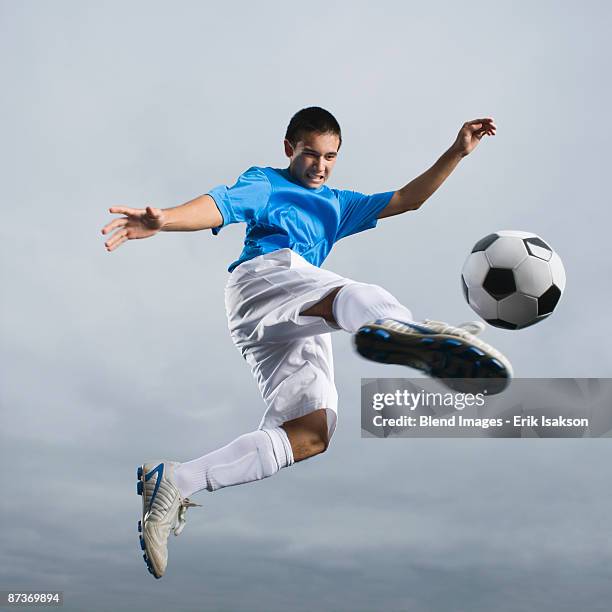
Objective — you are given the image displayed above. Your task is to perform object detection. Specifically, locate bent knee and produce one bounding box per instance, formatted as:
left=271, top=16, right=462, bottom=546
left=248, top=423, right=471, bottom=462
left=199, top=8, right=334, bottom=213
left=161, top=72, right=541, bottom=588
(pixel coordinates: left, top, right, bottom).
left=291, top=427, right=329, bottom=461
left=305, top=431, right=329, bottom=457
left=282, top=409, right=330, bottom=462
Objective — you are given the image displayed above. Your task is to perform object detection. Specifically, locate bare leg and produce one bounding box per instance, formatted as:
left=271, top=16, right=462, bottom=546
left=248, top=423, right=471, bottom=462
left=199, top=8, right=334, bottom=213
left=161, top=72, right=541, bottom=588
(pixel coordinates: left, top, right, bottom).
left=300, top=286, right=343, bottom=325
left=281, top=408, right=329, bottom=461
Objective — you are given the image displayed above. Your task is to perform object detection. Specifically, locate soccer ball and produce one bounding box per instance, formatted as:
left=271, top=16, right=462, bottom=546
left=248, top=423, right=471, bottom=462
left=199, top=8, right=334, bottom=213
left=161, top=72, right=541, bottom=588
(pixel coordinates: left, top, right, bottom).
left=461, top=230, right=566, bottom=330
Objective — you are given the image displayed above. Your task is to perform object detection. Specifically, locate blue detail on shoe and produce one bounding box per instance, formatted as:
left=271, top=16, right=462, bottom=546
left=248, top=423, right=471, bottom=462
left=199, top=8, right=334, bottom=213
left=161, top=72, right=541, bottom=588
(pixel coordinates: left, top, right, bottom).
left=145, top=463, right=164, bottom=512
left=442, top=339, right=463, bottom=347
left=490, top=358, right=505, bottom=371
left=137, top=481, right=143, bottom=496
left=140, top=536, right=145, bottom=550
left=420, top=338, right=435, bottom=344
left=142, top=551, right=159, bottom=578
left=360, top=327, right=372, bottom=334
left=466, top=347, right=485, bottom=357
left=138, top=520, right=142, bottom=533
left=374, top=329, right=391, bottom=339
left=137, top=466, right=143, bottom=480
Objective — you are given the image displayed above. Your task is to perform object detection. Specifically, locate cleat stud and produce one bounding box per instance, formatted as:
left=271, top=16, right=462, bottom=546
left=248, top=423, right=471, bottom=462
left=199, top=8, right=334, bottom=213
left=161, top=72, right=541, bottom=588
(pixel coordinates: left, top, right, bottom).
left=420, top=338, right=435, bottom=344
left=442, top=339, right=463, bottom=347
left=360, top=327, right=372, bottom=334
left=138, top=520, right=142, bottom=532
left=137, top=466, right=143, bottom=480
left=140, top=536, right=145, bottom=550
left=137, top=481, right=143, bottom=496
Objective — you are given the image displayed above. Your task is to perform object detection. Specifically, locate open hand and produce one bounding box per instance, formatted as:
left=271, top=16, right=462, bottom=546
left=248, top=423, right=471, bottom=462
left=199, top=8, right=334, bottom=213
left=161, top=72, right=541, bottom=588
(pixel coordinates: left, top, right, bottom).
left=101, top=206, right=165, bottom=252
left=451, top=117, right=497, bottom=157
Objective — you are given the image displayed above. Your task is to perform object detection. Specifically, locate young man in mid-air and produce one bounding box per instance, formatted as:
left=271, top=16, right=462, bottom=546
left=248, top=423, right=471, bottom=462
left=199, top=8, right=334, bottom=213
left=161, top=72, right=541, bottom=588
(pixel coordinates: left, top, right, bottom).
left=101, top=107, right=512, bottom=579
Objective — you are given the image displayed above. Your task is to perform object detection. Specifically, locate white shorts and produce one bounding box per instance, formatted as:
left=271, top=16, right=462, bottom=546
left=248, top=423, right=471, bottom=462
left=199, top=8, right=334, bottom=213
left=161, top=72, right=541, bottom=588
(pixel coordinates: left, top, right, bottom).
left=224, top=248, right=357, bottom=439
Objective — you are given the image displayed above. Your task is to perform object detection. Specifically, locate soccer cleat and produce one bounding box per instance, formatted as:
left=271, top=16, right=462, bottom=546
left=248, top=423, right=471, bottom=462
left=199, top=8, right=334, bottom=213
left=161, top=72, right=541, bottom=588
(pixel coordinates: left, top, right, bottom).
left=137, top=461, right=201, bottom=579
left=355, top=318, right=513, bottom=394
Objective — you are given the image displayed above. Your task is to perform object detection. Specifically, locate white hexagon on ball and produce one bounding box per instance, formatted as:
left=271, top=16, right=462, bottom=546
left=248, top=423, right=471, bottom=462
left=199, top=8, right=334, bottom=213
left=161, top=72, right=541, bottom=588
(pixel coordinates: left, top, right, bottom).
left=514, top=256, right=552, bottom=298
left=496, top=229, right=536, bottom=239
left=467, top=286, right=499, bottom=320
left=548, top=252, right=566, bottom=292
left=462, top=251, right=490, bottom=288
left=484, top=236, right=529, bottom=269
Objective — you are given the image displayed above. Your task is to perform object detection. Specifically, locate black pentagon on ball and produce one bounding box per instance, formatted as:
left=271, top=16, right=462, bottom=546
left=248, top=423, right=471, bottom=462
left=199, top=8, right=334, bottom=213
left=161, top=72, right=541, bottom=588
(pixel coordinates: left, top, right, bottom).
left=461, top=276, right=469, bottom=301
left=483, top=268, right=516, bottom=299
left=486, top=318, right=519, bottom=330
left=471, top=233, right=499, bottom=253
left=537, top=284, right=561, bottom=315
left=524, top=237, right=553, bottom=261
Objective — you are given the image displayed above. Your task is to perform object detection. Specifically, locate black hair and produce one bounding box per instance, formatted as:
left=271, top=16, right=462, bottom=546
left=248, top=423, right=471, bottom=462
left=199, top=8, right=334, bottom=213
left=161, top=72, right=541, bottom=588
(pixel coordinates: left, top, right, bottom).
left=285, top=106, right=342, bottom=149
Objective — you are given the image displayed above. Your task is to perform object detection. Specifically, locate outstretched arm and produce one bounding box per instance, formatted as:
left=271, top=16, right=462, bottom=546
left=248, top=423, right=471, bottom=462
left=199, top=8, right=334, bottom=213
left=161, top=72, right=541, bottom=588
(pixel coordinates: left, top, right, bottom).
left=101, top=194, right=222, bottom=252
left=378, top=118, right=497, bottom=219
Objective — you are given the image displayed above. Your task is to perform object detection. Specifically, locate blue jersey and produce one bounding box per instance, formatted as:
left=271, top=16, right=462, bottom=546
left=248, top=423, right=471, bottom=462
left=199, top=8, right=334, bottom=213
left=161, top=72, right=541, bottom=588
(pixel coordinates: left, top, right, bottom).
left=208, top=166, right=394, bottom=272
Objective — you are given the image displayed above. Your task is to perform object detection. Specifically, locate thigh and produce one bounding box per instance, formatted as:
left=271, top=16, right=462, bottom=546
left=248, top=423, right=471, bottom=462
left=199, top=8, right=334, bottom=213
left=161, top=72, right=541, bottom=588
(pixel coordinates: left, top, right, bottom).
left=225, top=249, right=357, bottom=347
left=245, top=332, right=339, bottom=440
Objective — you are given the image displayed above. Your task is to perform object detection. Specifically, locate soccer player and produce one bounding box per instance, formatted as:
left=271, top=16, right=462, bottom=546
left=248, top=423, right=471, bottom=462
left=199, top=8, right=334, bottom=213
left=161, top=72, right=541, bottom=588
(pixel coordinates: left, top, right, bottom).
left=101, top=107, right=512, bottom=578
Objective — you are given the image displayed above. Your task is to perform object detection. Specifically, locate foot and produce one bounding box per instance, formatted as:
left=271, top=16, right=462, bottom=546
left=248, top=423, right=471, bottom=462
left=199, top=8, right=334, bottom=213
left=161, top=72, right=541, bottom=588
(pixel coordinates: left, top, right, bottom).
left=355, top=319, right=513, bottom=394
left=136, top=461, right=201, bottom=579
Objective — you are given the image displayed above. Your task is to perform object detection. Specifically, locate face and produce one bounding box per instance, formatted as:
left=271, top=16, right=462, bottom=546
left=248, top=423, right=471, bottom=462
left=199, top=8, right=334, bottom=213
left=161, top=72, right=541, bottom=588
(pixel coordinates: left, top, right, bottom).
left=284, top=131, right=340, bottom=189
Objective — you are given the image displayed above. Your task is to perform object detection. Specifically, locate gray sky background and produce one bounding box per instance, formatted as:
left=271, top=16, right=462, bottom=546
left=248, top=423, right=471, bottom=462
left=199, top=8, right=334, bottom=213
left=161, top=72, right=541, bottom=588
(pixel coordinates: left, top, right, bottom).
left=2, top=1, right=612, bottom=610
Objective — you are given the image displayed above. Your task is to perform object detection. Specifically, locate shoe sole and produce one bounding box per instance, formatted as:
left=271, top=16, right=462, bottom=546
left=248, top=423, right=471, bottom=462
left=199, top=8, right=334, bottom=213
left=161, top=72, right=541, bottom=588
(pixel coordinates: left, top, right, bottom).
left=137, top=465, right=162, bottom=579
left=355, top=324, right=510, bottom=395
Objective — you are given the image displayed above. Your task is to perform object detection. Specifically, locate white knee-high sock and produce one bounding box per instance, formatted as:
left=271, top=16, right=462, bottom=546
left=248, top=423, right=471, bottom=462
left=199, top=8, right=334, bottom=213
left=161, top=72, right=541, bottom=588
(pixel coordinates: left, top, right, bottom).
left=173, top=427, right=294, bottom=497
left=333, top=283, right=414, bottom=333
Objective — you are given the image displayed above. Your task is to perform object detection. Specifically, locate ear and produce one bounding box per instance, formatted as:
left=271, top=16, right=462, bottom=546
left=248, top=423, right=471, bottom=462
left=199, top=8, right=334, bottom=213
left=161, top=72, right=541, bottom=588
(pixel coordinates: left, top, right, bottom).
left=283, top=139, right=294, bottom=158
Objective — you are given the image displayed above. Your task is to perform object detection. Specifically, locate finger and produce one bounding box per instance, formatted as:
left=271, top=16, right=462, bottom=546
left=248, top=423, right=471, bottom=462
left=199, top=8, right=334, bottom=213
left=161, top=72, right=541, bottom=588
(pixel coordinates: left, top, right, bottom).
left=467, top=117, right=494, bottom=126
left=104, top=229, right=128, bottom=249
left=106, top=237, right=127, bottom=252
left=101, top=218, right=128, bottom=235
left=109, top=206, right=143, bottom=216
left=474, top=123, right=496, bottom=136
left=146, top=206, right=161, bottom=218
left=106, top=234, right=129, bottom=252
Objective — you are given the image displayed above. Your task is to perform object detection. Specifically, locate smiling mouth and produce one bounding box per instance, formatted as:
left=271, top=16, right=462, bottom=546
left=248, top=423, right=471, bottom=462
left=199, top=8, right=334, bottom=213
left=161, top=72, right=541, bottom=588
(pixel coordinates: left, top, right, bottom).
left=307, top=173, right=324, bottom=181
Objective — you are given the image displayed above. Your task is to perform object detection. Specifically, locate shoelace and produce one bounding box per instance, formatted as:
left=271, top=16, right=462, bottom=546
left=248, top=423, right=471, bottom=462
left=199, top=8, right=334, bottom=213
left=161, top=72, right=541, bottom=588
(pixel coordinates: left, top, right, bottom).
left=173, top=498, right=202, bottom=537
left=422, top=319, right=485, bottom=337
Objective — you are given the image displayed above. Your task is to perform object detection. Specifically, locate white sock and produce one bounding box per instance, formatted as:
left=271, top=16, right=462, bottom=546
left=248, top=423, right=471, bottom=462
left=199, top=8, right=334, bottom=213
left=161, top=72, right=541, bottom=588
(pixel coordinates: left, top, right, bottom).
left=333, top=282, right=414, bottom=333
left=174, top=427, right=294, bottom=497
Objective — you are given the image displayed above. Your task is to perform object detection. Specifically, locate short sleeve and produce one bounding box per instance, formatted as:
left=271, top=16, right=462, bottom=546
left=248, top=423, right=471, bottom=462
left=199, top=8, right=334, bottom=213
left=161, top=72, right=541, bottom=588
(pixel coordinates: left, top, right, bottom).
left=207, top=167, right=272, bottom=235
left=333, top=189, right=395, bottom=241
